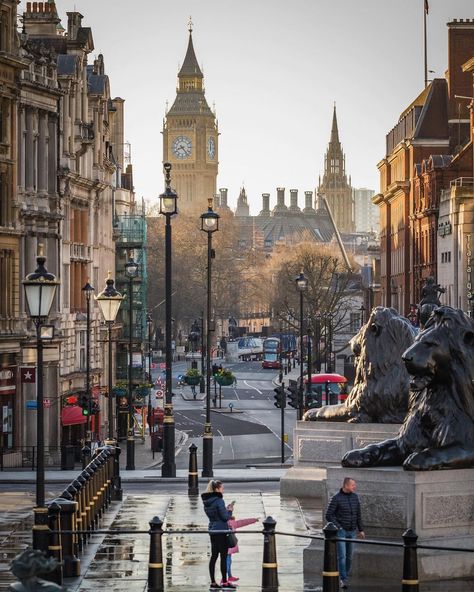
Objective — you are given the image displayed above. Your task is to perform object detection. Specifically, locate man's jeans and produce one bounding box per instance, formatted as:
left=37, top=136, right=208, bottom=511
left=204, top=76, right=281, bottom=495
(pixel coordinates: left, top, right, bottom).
left=337, top=528, right=356, bottom=581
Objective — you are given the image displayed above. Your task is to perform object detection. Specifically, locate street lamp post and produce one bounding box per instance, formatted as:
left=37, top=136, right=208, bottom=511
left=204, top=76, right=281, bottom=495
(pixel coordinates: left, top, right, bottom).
left=95, top=273, right=124, bottom=440
left=124, top=254, right=139, bottom=471
left=327, top=313, right=334, bottom=373
left=295, top=271, right=308, bottom=421
left=360, top=304, right=366, bottom=327
left=200, top=314, right=205, bottom=393
left=147, top=314, right=153, bottom=420
left=201, top=197, right=220, bottom=477
left=160, top=163, right=178, bottom=478
left=315, top=313, right=321, bottom=372
left=82, top=281, right=94, bottom=447
left=23, top=245, right=59, bottom=551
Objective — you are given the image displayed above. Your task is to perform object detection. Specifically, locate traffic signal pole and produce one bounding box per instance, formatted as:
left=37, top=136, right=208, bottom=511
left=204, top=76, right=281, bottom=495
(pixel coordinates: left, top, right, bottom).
left=281, top=385, right=285, bottom=464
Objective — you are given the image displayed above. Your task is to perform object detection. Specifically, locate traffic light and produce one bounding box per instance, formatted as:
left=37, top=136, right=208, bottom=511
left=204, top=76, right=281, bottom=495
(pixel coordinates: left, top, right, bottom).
left=273, top=385, right=286, bottom=409
left=78, top=392, right=91, bottom=416
left=287, top=381, right=299, bottom=409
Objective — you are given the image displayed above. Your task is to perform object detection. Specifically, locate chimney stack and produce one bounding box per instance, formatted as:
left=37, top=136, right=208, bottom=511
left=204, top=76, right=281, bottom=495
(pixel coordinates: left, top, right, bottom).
left=67, top=11, right=84, bottom=41
left=272, top=187, right=288, bottom=215
left=259, top=193, right=270, bottom=217
left=214, top=193, right=221, bottom=209
left=303, top=191, right=316, bottom=215
left=289, top=189, right=301, bottom=214
left=219, top=188, right=229, bottom=209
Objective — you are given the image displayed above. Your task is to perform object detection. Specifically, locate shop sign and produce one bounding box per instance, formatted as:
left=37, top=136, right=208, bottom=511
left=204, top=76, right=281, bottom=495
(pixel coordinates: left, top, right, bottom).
left=0, top=366, right=16, bottom=395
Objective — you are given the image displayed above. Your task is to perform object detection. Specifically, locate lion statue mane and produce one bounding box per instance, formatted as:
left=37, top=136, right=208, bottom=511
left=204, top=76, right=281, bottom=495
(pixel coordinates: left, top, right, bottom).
left=303, top=307, right=416, bottom=423
left=342, top=306, right=474, bottom=471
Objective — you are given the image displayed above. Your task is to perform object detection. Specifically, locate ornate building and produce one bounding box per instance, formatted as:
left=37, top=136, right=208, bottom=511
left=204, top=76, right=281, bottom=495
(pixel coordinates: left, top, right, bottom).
left=0, top=0, right=28, bottom=452
left=162, top=23, right=218, bottom=213
left=317, top=105, right=354, bottom=233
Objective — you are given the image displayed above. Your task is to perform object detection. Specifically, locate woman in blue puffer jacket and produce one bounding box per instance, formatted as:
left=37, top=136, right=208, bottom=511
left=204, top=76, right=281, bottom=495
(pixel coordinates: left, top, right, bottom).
left=201, top=480, right=236, bottom=589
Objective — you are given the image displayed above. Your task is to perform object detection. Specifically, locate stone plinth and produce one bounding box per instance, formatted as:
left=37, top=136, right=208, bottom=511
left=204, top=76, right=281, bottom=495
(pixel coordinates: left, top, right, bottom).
left=294, top=421, right=400, bottom=467
left=304, top=465, right=474, bottom=581
left=280, top=421, right=400, bottom=498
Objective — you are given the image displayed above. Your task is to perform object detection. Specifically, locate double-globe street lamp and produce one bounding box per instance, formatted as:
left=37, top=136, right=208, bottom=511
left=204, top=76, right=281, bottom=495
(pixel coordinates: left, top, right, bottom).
left=160, top=163, right=178, bottom=478
left=23, top=245, right=59, bottom=551
left=146, top=313, right=153, bottom=420
left=95, top=273, right=124, bottom=441
left=295, top=271, right=308, bottom=421
left=124, top=254, right=139, bottom=471
left=201, top=197, right=220, bottom=477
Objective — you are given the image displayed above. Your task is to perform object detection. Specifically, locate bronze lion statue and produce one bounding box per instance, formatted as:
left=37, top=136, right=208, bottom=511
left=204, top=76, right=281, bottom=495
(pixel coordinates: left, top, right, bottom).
left=303, top=307, right=416, bottom=423
left=342, top=306, right=474, bottom=471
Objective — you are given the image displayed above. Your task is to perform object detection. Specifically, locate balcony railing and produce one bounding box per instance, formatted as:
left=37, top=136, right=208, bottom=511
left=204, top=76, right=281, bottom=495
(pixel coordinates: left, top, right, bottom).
left=450, top=177, right=474, bottom=188
left=70, top=243, right=91, bottom=261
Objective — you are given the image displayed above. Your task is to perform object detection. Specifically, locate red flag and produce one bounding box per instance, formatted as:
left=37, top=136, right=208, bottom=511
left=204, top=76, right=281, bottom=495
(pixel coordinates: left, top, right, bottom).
left=21, top=367, right=36, bottom=383
left=424, top=0, right=429, bottom=14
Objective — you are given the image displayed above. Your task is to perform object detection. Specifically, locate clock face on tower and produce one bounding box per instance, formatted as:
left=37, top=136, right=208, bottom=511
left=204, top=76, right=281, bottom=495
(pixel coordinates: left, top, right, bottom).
left=172, top=135, right=192, bottom=159
left=207, top=136, right=215, bottom=159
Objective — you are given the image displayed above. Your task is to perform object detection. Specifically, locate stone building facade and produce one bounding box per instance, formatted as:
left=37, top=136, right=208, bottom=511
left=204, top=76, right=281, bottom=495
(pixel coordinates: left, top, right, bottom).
left=374, top=20, right=474, bottom=314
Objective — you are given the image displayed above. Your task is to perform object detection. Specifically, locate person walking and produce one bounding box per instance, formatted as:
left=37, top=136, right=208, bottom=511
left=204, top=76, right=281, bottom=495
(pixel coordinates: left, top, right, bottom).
left=325, top=477, right=365, bottom=589
left=201, top=480, right=236, bottom=590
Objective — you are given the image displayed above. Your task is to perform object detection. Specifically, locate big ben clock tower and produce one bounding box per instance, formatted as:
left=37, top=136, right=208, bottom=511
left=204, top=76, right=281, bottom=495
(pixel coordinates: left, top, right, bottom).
left=163, top=21, right=218, bottom=213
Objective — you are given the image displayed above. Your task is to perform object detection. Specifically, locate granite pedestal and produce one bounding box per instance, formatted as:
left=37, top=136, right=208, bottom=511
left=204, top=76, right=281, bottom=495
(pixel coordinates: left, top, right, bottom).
left=280, top=421, right=400, bottom=498
left=304, top=465, right=474, bottom=582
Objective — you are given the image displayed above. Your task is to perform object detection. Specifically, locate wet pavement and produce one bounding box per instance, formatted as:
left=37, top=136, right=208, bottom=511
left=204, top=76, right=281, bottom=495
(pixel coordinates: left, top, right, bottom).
left=67, top=491, right=315, bottom=592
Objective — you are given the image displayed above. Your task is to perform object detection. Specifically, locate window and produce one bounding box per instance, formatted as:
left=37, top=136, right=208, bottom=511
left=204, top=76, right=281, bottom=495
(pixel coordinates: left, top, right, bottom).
left=63, top=264, right=70, bottom=308
left=350, top=312, right=361, bottom=332
left=77, top=331, right=86, bottom=370
left=0, top=249, right=13, bottom=318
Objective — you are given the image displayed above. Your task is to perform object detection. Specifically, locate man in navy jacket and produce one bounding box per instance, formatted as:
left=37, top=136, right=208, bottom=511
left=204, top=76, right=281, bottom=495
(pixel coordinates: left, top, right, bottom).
left=325, top=477, right=365, bottom=589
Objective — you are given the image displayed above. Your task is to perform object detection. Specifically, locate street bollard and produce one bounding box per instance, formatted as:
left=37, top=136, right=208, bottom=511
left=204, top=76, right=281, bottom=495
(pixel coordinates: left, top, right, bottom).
left=322, top=522, right=339, bottom=592
left=81, top=445, right=91, bottom=470
left=261, top=516, right=278, bottom=592
left=55, top=497, right=80, bottom=578
left=80, top=469, right=93, bottom=537
left=148, top=515, right=164, bottom=592
left=188, top=443, right=199, bottom=496
left=75, top=474, right=89, bottom=547
left=402, top=528, right=419, bottom=592
left=32, top=507, right=50, bottom=554
left=109, top=442, right=123, bottom=501
left=46, top=500, right=63, bottom=585
left=72, top=479, right=84, bottom=553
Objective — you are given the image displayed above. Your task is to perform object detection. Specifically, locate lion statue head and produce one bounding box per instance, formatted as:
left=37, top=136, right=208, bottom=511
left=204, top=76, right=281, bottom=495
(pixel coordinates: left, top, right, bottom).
left=305, top=306, right=416, bottom=423
left=342, top=306, right=474, bottom=470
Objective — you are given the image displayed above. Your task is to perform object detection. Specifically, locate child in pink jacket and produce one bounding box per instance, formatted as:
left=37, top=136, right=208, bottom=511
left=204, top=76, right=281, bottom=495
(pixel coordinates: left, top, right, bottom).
left=225, top=516, right=259, bottom=583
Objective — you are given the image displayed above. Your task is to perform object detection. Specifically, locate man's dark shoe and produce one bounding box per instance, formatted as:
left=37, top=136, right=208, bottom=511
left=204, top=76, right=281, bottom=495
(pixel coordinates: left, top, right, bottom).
left=340, top=579, right=348, bottom=589
left=221, top=583, right=237, bottom=589
left=210, top=583, right=222, bottom=590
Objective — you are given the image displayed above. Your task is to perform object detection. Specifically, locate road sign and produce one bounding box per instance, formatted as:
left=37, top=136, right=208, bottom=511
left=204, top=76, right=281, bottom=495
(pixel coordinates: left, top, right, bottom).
left=26, top=400, right=37, bottom=409
left=159, top=363, right=166, bottom=370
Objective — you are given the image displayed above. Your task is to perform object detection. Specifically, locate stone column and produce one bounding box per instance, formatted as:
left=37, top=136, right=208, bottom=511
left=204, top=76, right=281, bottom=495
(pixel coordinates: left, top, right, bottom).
left=37, top=111, right=48, bottom=195
left=48, top=114, right=57, bottom=194
left=18, top=105, right=26, bottom=191
left=25, top=108, right=34, bottom=192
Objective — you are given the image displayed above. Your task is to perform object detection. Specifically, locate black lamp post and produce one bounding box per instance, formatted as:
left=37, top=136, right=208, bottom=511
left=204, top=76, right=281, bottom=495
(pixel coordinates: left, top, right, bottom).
left=160, top=163, right=178, bottom=478
left=315, top=313, right=322, bottom=372
left=360, top=304, right=366, bottom=327
left=201, top=197, right=220, bottom=477
left=96, top=273, right=124, bottom=440
left=82, top=281, right=94, bottom=447
left=327, top=313, right=334, bottom=373
left=23, top=245, right=59, bottom=551
left=147, top=313, right=153, bottom=420
left=124, top=254, right=139, bottom=471
left=295, top=271, right=308, bottom=421
left=200, top=314, right=205, bottom=394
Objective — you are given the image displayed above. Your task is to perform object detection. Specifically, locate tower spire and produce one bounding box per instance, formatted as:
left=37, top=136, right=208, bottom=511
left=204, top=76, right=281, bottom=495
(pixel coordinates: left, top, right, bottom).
left=330, top=102, right=339, bottom=145
left=178, top=19, right=203, bottom=78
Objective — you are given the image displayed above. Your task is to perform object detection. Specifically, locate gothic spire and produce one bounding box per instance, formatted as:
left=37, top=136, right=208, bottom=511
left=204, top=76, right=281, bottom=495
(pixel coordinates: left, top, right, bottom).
left=178, top=20, right=203, bottom=78
left=330, top=102, right=340, bottom=145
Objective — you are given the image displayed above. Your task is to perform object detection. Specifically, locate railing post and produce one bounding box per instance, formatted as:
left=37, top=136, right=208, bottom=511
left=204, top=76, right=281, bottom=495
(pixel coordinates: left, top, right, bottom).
left=188, top=443, right=199, bottom=496
left=106, top=441, right=122, bottom=501
left=55, top=497, right=80, bottom=578
left=322, top=522, right=339, bottom=592
left=81, top=445, right=91, bottom=470
left=402, top=528, right=419, bottom=592
left=46, top=500, right=63, bottom=585
left=148, top=515, right=164, bottom=592
left=261, top=516, right=278, bottom=592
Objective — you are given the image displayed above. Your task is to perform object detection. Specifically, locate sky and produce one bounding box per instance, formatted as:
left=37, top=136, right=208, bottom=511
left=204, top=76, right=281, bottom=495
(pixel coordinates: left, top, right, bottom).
left=20, top=0, right=474, bottom=214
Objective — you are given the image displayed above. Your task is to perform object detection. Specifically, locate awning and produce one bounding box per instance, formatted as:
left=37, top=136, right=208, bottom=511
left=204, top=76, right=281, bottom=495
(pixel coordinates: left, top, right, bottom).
left=61, top=405, right=87, bottom=426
